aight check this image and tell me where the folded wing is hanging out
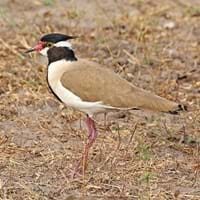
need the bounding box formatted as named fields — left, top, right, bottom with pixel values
left=61, top=59, right=185, bottom=114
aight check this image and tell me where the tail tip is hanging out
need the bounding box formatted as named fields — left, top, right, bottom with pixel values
left=169, top=104, right=188, bottom=115
left=178, top=104, right=188, bottom=111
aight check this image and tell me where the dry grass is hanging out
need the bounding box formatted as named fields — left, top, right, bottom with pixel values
left=0, top=0, right=200, bottom=199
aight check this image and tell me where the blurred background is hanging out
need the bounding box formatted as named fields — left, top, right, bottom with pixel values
left=0, top=0, right=200, bottom=199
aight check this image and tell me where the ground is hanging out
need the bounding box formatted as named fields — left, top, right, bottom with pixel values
left=0, top=0, right=200, bottom=199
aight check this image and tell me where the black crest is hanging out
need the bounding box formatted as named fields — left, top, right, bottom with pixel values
left=41, top=33, right=76, bottom=43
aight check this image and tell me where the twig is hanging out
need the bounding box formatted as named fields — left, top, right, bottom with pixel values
left=123, top=49, right=141, bottom=66
left=125, top=122, right=138, bottom=150
left=0, top=38, right=25, bottom=59
left=116, top=123, right=121, bottom=150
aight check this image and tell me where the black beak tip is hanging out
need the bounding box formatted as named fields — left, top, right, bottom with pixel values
left=25, top=48, right=34, bottom=53
left=69, top=35, right=79, bottom=40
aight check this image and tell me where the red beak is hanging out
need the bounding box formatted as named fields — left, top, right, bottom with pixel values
left=25, top=41, right=46, bottom=53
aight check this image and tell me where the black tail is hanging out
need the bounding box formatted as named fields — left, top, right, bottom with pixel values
left=168, top=104, right=188, bottom=115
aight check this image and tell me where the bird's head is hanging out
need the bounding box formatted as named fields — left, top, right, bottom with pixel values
left=25, top=33, right=77, bottom=56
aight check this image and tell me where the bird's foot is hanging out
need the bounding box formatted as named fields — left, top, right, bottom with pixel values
left=70, top=159, right=82, bottom=179
left=70, top=150, right=88, bottom=179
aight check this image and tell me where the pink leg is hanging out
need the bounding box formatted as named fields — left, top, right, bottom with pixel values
left=71, top=115, right=98, bottom=178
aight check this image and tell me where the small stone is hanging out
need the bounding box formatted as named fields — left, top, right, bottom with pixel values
left=174, top=189, right=180, bottom=198
left=0, top=179, right=3, bottom=189
left=163, top=21, right=176, bottom=29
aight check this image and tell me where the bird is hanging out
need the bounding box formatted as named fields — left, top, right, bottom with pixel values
left=25, top=33, right=187, bottom=177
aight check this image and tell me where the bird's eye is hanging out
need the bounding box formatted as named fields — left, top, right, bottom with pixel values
left=46, top=42, right=53, bottom=48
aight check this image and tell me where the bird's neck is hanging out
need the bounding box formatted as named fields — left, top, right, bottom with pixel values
left=47, top=47, right=77, bottom=65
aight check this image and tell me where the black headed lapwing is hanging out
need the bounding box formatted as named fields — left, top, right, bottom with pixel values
left=26, top=33, right=187, bottom=177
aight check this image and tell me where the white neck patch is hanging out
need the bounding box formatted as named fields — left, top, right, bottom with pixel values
left=40, top=47, right=49, bottom=56
left=54, top=41, right=72, bottom=49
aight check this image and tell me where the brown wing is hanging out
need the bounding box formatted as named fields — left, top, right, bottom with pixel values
left=60, top=59, right=181, bottom=113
